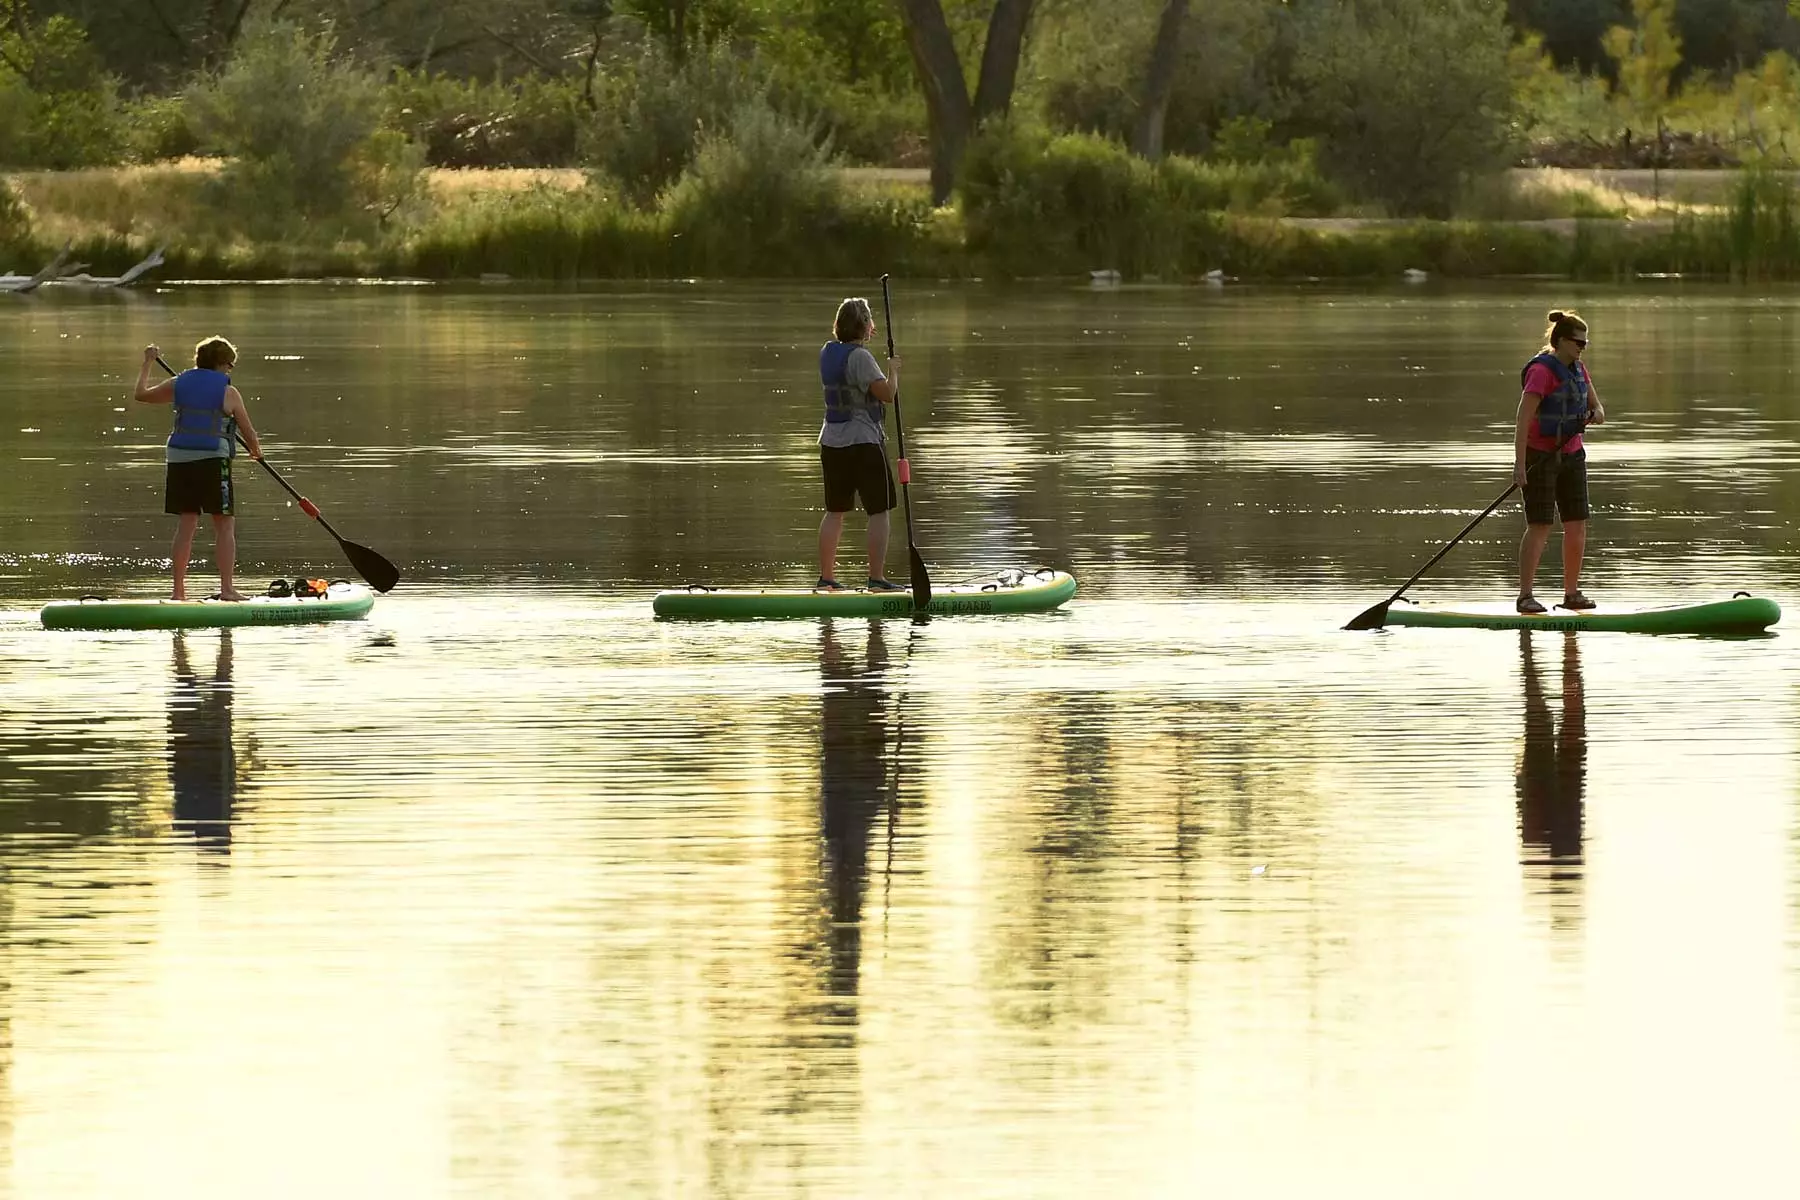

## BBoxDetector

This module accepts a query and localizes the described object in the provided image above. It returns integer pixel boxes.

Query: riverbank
[4,163,1798,284]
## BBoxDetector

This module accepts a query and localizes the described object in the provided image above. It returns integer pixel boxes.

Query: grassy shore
[4,162,1798,283]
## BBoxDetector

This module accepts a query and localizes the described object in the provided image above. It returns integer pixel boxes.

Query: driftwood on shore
[0,244,166,293]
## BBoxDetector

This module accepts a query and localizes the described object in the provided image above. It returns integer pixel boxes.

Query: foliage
[386,69,587,168]
[661,99,842,270]
[1602,0,1682,137]
[185,20,423,237]
[1027,0,1290,157]
[1291,0,1519,218]
[0,13,125,168]
[1728,50,1800,163]
[580,41,762,206]
[0,174,29,246]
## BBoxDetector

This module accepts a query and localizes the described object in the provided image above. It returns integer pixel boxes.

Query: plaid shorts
[1522,447,1588,525]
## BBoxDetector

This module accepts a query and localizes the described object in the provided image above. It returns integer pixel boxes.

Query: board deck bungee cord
[653,568,1076,620]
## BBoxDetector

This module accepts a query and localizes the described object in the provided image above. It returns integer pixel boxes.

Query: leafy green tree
[0,6,122,167]
[1292,0,1516,218]
[1602,0,1682,139]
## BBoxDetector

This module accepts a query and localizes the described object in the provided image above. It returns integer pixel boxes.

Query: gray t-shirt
[818,345,887,448]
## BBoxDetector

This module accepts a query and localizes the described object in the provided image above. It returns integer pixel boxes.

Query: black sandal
[1516,594,1547,614]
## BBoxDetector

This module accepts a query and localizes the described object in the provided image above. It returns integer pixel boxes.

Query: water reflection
[1516,631,1586,923]
[168,631,238,850]
[813,620,896,1017]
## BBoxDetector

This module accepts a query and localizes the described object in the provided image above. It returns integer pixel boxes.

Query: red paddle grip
[299,497,320,520]
[896,458,911,484]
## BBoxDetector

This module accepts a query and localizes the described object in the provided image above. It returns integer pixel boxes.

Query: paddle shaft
[878,275,932,608]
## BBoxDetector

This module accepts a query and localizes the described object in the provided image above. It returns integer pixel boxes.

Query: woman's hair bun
[1546,309,1566,322]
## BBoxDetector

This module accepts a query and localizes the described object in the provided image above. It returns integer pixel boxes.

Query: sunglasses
[1567,337,1588,348]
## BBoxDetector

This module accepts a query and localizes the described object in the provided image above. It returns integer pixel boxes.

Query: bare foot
[171,591,186,602]
[218,589,249,602]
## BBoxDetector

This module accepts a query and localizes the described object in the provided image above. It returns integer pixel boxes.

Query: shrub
[386,69,587,168]
[185,20,421,238]
[122,93,202,163]
[1291,0,1517,217]
[0,16,126,168]
[580,42,761,206]
[662,100,839,271]
[0,176,31,248]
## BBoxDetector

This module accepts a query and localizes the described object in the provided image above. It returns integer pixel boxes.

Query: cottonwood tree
[1132,0,1187,159]
[896,0,1035,203]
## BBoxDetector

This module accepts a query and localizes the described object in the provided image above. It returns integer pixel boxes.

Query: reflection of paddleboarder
[1516,631,1585,865]
[170,631,236,849]
[818,620,893,1000]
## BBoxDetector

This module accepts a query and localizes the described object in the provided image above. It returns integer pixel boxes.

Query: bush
[0,16,126,168]
[386,70,587,168]
[662,100,840,271]
[960,124,1251,278]
[1292,0,1518,217]
[580,43,761,206]
[186,20,422,238]
[0,176,31,247]
[121,93,201,163]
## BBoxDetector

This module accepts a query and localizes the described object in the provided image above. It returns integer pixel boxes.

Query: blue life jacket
[1521,352,1588,443]
[168,368,234,455]
[820,341,883,427]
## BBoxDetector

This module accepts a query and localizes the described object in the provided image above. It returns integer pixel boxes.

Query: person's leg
[819,511,847,583]
[212,514,246,600]
[1561,519,1587,599]
[171,512,200,600]
[1519,523,1553,600]
[865,511,891,583]
[861,445,897,585]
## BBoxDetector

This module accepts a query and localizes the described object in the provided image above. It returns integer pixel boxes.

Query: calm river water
[2,281,1798,1197]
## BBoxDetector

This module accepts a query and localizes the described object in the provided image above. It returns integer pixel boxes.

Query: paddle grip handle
[896,458,911,484]
[299,497,320,520]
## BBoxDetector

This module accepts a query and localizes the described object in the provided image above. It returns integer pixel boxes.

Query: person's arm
[224,387,262,458]
[1514,389,1539,488]
[1583,364,1606,425]
[866,352,901,404]
[133,345,174,404]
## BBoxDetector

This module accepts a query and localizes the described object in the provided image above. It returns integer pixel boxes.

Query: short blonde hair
[194,336,237,371]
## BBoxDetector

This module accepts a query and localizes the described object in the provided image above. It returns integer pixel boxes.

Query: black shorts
[1522,447,1588,525]
[820,443,896,515]
[165,457,235,516]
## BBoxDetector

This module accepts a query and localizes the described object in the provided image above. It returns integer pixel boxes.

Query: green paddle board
[654,567,1076,620]
[1383,593,1779,635]
[41,582,376,631]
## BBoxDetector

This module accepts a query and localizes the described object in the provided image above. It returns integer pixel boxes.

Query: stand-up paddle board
[42,581,375,630]
[654,567,1075,620]
[1381,593,1778,635]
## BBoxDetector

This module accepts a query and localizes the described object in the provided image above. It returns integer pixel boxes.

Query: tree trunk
[899,0,1038,204]
[1132,0,1189,160]
[897,0,973,205]
[972,0,1035,122]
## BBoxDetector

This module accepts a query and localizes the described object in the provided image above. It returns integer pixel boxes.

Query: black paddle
[1344,420,1586,631]
[156,354,400,593]
[879,274,931,610]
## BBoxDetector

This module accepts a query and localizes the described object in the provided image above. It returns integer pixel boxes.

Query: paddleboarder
[1515,310,1605,614]
[817,297,903,591]
[134,338,263,601]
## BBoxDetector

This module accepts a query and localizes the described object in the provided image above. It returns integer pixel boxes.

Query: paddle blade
[908,544,931,610]
[1343,601,1390,631]
[342,539,401,593]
